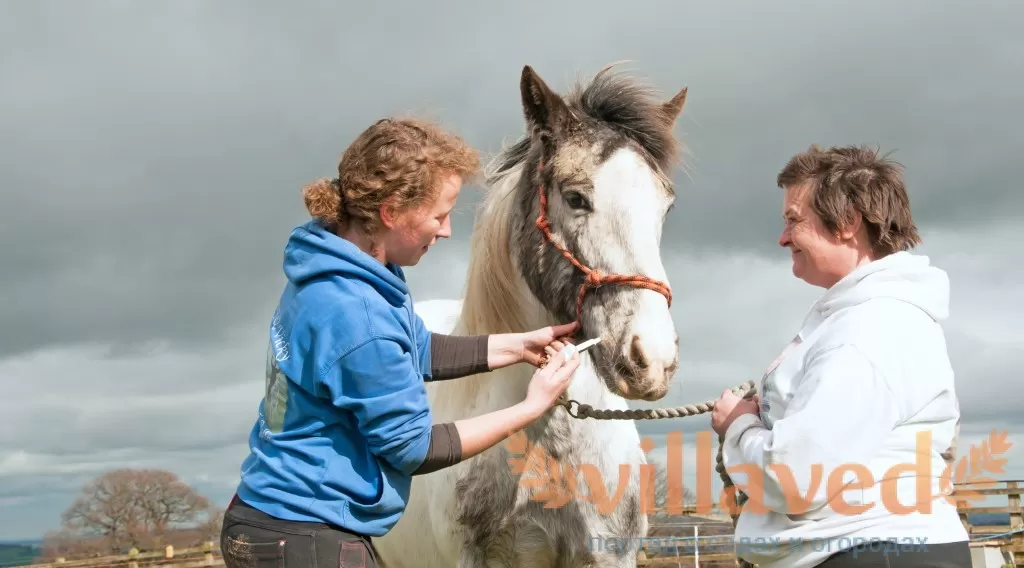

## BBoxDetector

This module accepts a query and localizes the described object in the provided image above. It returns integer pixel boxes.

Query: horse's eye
[564,191,589,211]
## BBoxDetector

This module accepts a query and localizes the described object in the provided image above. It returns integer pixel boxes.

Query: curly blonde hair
[303,117,481,236]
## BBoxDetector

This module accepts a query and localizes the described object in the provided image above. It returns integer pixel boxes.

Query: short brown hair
[303,117,480,236]
[777,144,921,256]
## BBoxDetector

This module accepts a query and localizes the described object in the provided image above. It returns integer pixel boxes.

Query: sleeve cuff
[723,413,762,448]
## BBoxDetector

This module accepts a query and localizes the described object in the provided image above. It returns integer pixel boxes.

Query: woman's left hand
[519,321,580,367]
[711,388,760,437]
[489,321,580,369]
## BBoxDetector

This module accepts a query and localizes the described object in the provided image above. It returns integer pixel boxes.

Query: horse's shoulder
[413,297,463,334]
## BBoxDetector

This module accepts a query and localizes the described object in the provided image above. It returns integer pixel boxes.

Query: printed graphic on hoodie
[263,311,291,436]
[759,336,801,430]
[264,345,289,435]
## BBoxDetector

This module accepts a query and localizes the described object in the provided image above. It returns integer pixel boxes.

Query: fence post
[128,547,139,568]
[1008,481,1023,566]
[1009,481,1022,529]
[203,540,214,566]
[166,544,174,559]
[694,525,699,568]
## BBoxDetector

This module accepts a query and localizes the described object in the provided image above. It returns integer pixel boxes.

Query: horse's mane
[457,64,681,337]
[456,156,535,337]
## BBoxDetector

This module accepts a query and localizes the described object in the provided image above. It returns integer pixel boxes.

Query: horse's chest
[454,440,643,547]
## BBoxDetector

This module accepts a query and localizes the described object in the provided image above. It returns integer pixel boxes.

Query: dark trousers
[220,495,379,568]
[818,539,971,567]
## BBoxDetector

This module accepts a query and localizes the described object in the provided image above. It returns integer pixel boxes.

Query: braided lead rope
[555,380,756,420]
[555,380,758,568]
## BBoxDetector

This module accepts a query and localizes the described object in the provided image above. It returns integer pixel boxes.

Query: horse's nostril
[613,358,635,380]
[629,335,649,369]
[665,359,678,376]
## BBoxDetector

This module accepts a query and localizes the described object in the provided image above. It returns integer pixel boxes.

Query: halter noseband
[534,158,673,323]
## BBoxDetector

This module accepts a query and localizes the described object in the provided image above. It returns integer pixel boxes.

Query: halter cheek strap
[534,158,673,323]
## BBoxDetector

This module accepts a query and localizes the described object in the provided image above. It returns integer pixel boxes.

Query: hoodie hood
[281,220,409,305]
[814,251,950,321]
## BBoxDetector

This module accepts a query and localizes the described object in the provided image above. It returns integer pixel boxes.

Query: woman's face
[381,173,462,267]
[778,181,860,288]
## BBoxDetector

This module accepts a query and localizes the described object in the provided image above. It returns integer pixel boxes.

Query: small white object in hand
[560,337,601,359]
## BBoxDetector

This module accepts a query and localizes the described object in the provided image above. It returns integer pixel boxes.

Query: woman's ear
[838,209,864,241]
[379,197,399,230]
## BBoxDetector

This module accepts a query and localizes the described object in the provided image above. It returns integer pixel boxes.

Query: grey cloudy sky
[2,0,1022,540]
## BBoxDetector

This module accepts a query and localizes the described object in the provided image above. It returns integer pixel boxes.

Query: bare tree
[60,468,211,552]
[132,469,212,540]
[652,463,695,515]
[39,529,83,561]
[39,528,117,561]
[198,505,226,541]
[62,470,142,552]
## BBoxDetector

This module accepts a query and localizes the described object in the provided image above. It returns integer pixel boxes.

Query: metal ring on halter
[560,399,583,418]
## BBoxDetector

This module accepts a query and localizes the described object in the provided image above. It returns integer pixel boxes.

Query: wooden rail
[19,481,1024,568]
[956,479,1024,565]
[20,543,222,568]
[637,480,1024,566]
[637,533,737,566]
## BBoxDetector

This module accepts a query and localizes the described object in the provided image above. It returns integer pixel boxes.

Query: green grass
[0,544,41,567]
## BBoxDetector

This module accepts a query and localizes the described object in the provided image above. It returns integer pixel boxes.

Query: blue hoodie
[235,220,435,536]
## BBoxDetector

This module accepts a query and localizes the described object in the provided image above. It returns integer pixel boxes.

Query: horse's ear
[661,86,688,125]
[520,65,573,137]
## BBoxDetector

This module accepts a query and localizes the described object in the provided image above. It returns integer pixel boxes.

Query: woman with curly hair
[221,117,581,568]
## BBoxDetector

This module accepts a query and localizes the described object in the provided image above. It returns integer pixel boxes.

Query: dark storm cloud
[3,1,1022,358]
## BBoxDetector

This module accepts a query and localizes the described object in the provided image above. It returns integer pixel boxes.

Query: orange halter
[534,158,673,323]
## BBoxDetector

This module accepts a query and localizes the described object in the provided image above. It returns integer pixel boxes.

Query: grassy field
[0,543,41,568]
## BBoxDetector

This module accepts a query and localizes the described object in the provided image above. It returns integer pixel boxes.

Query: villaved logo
[504,429,1012,516]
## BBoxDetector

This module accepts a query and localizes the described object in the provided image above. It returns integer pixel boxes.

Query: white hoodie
[721,252,967,567]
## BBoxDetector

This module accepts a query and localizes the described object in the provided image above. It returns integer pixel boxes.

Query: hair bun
[330,178,346,206]
[302,178,342,226]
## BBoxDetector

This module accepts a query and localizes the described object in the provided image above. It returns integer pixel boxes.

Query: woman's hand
[523,345,581,416]
[711,388,760,437]
[452,345,582,462]
[488,321,580,369]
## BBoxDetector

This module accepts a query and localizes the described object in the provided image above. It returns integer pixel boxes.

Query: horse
[373,63,689,568]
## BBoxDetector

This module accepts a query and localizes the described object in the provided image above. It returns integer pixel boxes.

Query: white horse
[374,64,689,568]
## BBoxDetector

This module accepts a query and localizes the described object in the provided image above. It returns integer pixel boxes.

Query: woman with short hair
[712,144,969,567]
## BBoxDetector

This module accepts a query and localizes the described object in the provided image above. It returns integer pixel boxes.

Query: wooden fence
[636,534,737,566]
[637,479,1024,566]
[17,480,1024,568]
[957,479,1024,565]
[20,543,222,568]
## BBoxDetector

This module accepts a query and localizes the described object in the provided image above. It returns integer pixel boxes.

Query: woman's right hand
[524,346,581,415]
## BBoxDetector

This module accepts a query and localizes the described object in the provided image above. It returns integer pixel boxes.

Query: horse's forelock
[566,65,681,176]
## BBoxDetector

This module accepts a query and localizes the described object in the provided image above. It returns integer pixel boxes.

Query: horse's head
[508,64,687,401]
